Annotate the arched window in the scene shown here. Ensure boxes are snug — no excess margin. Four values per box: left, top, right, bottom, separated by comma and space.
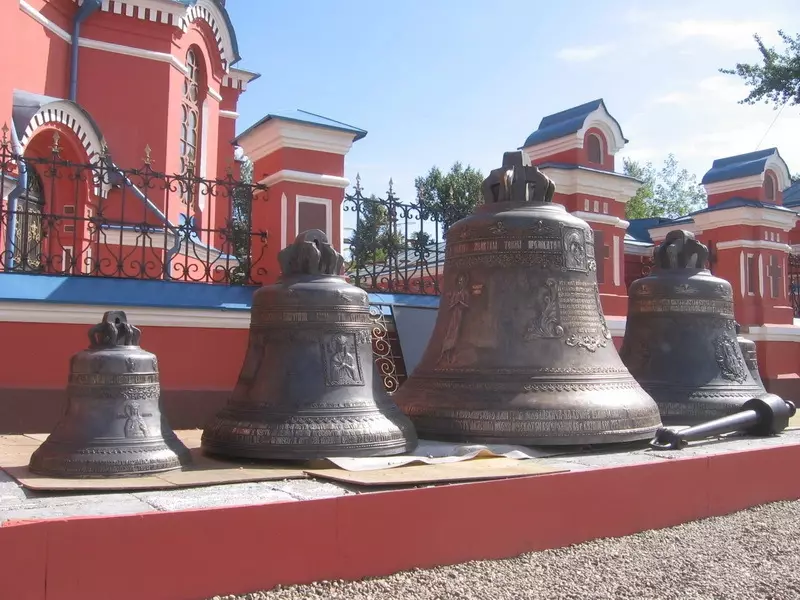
180, 49, 202, 204
764, 171, 776, 202
587, 134, 603, 164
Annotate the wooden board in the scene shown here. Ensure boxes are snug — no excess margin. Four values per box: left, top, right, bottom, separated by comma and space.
305, 456, 569, 487
0, 431, 306, 492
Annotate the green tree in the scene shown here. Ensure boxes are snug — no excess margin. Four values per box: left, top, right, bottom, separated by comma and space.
623, 154, 707, 220
720, 31, 800, 107
345, 195, 403, 273
414, 162, 484, 233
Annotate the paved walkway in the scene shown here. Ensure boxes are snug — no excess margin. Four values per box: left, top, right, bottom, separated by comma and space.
212, 499, 800, 600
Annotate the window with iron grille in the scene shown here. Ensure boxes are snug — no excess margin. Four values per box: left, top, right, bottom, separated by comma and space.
180, 49, 202, 205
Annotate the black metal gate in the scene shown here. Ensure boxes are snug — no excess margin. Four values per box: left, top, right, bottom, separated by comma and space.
789, 254, 800, 317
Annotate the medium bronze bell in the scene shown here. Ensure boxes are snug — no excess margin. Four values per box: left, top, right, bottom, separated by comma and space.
392, 151, 662, 445
736, 323, 766, 390
29, 311, 191, 477
620, 230, 764, 424
201, 230, 417, 460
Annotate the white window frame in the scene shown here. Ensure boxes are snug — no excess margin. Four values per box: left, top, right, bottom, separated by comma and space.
295, 195, 332, 241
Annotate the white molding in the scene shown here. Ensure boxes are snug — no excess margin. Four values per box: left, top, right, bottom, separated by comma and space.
715, 239, 792, 253
20, 1, 189, 74
280, 192, 288, 249
758, 254, 764, 297
0, 301, 250, 329
21, 101, 103, 163
570, 211, 630, 229
543, 167, 641, 203
258, 169, 350, 189
578, 105, 626, 155
219, 110, 239, 119
606, 315, 626, 338
522, 134, 578, 161
182, 0, 236, 72
744, 324, 800, 342
692, 206, 798, 232
740, 251, 745, 298
613, 235, 620, 286
239, 120, 357, 161
704, 174, 763, 196
624, 242, 654, 257
223, 68, 259, 91
206, 87, 222, 102
198, 98, 209, 210
295, 195, 332, 240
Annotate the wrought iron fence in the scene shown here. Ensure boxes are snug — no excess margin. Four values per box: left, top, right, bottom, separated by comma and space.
0, 127, 268, 284
343, 176, 443, 295
789, 253, 800, 317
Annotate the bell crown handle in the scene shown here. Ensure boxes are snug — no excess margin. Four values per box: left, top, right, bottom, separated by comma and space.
655, 229, 710, 270
278, 229, 345, 277
482, 151, 555, 205
88, 311, 142, 348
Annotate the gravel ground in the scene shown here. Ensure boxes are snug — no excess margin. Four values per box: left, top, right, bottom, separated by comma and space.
210, 499, 800, 600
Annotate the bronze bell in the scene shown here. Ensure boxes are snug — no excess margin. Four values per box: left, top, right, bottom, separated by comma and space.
201, 230, 418, 460
620, 230, 765, 424
736, 323, 766, 390
29, 311, 191, 477
392, 151, 662, 445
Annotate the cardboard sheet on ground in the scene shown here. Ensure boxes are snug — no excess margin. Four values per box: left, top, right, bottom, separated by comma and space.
312, 439, 570, 472
0, 430, 306, 492
305, 456, 568, 487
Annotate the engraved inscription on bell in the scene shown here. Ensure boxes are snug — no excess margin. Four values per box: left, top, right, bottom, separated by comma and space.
620, 230, 765, 424
392, 151, 662, 445
28, 311, 191, 478
201, 230, 418, 460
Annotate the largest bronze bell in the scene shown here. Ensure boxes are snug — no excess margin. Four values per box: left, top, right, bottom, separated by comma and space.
29, 311, 191, 477
392, 151, 663, 445
620, 230, 764, 424
201, 230, 418, 460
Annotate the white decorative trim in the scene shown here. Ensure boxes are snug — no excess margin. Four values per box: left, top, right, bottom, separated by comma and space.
740, 251, 746, 298
198, 98, 210, 210
744, 324, 800, 343
240, 120, 358, 160
182, 0, 236, 72
219, 110, 239, 119
715, 239, 792, 253
570, 211, 630, 229
223, 68, 259, 91
522, 103, 626, 157
258, 170, 350, 189
280, 192, 288, 249
623, 242, 654, 257
703, 152, 791, 196
21, 1, 188, 74
0, 301, 250, 329
206, 87, 222, 102
543, 167, 641, 203
692, 206, 798, 233
295, 196, 332, 240
20, 101, 102, 163
613, 235, 620, 286
758, 254, 764, 297
522, 134, 577, 161
606, 315, 627, 338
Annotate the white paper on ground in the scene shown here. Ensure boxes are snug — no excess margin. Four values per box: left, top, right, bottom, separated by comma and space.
321, 439, 562, 472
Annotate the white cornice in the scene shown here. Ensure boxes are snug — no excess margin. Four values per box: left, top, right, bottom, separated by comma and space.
624, 242, 654, 257
258, 170, 350, 189
240, 120, 357, 161
571, 211, 630, 229
0, 301, 250, 329
219, 110, 239, 119
223, 68, 259, 91
606, 315, 626, 338
21, 1, 188, 74
647, 223, 700, 241
704, 174, 763, 196
207, 87, 222, 102
744, 324, 800, 342
523, 135, 579, 162
543, 167, 641, 203
692, 206, 798, 232
715, 239, 792, 253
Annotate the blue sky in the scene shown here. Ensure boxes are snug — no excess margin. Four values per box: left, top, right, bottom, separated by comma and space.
227, 0, 800, 210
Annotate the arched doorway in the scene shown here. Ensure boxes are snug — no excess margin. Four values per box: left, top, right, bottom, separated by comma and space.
12, 168, 45, 272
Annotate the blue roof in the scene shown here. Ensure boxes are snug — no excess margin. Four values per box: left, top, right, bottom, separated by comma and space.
701, 148, 779, 185
522, 99, 627, 148
784, 180, 800, 207
235, 109, 367, 143
627, 218, 677, 244
689, 196, 797, 216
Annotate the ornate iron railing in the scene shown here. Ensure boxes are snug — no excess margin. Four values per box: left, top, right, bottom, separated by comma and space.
0, 127, 268, 284
789, 253, 800, 317
344, 176, 443, 295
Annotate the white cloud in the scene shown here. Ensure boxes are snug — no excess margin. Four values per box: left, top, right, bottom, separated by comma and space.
555, 44, 614, 62
654, 92, 691, 105
664, 19, 779, 49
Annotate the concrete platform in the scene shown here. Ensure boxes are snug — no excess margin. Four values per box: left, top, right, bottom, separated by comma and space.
1, 430, 799, 600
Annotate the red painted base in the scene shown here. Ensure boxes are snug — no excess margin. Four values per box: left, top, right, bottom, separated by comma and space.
1, 443, 799, 600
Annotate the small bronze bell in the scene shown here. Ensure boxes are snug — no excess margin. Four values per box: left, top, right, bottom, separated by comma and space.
392, 151, 662, 445
201, 230, 418, 460
620, 230, 764, 424
736, 323, 766, 391
29, 311, 191, 477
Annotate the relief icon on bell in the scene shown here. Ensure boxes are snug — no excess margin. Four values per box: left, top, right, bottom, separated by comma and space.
201, 229, 418, 460
391, 151, 663, 446
620, 230, 766, 425
28, 311, 191, 478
